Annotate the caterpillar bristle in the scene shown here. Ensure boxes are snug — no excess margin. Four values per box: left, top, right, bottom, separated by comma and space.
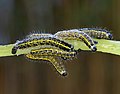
26, 33, 53, 38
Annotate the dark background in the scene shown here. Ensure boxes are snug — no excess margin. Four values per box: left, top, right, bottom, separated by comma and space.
0, 0, 120, 94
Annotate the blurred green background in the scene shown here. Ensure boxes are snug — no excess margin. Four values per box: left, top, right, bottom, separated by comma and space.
0, 0, 120, 94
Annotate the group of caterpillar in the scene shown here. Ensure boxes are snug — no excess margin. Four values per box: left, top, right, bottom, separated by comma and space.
11, 28, 113, 76
12, 34, 75, 76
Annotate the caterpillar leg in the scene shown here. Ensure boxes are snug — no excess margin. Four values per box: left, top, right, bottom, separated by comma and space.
54, 29, 97, 52
93, 40, 98, 44
79, 28, 113, 40
25, 54, 67, 76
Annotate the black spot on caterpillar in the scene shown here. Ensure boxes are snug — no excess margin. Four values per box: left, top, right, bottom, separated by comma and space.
54, 29, 97, 52
12, 35, 74, 54
25, 55, 67, 76
78, 28, 113, 40
27, 47, 77, 60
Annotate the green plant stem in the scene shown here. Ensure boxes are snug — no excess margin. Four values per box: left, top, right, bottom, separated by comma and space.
66, 39, 120, 55
0, 39, 120, 57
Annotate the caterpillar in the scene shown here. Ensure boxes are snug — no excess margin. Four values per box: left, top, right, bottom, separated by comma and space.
26, 47, 77, 60
25, 55, 67, 76
11, 35, 74, 54
54, 29, 97, 52
78, 28, 113, 39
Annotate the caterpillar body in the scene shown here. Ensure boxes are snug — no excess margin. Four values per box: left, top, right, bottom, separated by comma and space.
12, 35, 74, 54
54, 29, 97, 52
78, 28, 113, 39
25, 55, 67, 76
26, 47, 77, 60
